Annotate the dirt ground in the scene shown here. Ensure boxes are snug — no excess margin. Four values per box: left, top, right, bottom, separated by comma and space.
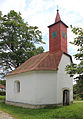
0, 110, 14, 119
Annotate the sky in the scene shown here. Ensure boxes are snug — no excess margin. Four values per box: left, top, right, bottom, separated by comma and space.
0, 0, 83, 63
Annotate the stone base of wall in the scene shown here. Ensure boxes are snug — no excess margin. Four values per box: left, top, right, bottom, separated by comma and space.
6, 101, 73, 109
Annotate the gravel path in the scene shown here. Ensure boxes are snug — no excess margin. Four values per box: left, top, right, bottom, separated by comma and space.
0, 110, 14, 119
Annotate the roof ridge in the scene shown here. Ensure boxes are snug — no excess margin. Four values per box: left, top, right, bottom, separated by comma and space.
32, 52, 49, 70
24, 52, 48, 63
48, 20, 68, 28
11, 52, 48, 71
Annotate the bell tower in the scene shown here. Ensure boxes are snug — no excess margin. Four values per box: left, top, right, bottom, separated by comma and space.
48, 9, 68, 54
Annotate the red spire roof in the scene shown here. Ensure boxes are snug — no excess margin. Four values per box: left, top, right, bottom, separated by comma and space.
55, 9, 61, 23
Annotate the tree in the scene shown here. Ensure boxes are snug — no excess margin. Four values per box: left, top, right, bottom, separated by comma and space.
73, 78, 83, 100
0, 10, 45, 76
66, 25, 83, 99
0, 80, 6, 87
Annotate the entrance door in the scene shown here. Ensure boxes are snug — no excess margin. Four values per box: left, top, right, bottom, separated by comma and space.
63, 90, 69, 105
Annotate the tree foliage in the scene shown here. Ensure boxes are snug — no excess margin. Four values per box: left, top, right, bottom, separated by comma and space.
0, 80, 6, 87
66, 25, 83, 99
73, 77, 83, 100
0, 10, 45, 76
66, 25, 83, 78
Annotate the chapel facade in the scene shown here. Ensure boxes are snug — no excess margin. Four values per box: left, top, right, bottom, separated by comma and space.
6, 10, 73, 108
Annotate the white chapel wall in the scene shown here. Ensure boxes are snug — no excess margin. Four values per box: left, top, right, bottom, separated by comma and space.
6, 71, 58, 105
6, 54, 73, 105
6, 72, 37, 104
32, 71, 57, 104
57, 54, 73, 104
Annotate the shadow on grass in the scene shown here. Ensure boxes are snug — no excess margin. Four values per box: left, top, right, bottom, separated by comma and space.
43, 105, 62, 109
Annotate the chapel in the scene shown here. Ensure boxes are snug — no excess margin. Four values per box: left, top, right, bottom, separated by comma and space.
6, 9, 73, 108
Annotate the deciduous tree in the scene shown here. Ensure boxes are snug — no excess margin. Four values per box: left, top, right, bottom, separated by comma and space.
0, 10, 45, 76
66, 25, 83, 99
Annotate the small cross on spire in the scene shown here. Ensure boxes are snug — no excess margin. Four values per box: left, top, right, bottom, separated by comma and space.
55, 6, 61, 23
57, 5, 59, 11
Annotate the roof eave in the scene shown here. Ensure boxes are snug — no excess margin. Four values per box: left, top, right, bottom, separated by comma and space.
63, 52, 73, 63
48, 20, 68, 28
5, 68, 58, 77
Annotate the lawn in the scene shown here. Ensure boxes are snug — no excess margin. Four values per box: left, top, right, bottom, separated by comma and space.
0, 95, 6, 100
0, 101, 83, 119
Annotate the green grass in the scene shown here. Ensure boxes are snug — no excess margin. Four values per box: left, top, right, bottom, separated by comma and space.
73, 99, 83, 101
0, 102, 83, 119
0, 95, 6, 100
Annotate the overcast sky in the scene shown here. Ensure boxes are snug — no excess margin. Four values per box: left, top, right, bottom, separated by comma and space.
0, 0, 83, 62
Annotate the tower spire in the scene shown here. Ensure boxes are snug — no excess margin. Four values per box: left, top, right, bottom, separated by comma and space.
55, 8, 61, 23
48, 9, 68, 54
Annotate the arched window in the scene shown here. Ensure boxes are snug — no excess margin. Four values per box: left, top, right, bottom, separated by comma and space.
14, 81, 20, 93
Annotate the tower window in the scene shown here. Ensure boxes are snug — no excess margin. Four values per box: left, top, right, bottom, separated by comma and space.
52, 31, 57, 38
63, 32, 65, 38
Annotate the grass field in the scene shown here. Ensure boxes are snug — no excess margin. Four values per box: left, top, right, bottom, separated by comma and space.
0, 101, 83, 119
0, 95, 6, 100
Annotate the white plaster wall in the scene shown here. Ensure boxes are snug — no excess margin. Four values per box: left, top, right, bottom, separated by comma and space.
6, 54, 73, 105
6, 72, 36, 104
34, 71, 57, 104
6, 71, 57, 105
57, 54, 73, 104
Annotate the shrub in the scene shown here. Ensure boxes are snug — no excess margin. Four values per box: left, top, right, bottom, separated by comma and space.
0, 91, 6, 96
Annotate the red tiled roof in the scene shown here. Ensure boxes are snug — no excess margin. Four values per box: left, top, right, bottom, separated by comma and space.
6, 51, 72, 76
0, 84, 6, 90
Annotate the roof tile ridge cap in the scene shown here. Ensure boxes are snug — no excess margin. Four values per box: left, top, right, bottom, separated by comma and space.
32, 52, 49, 70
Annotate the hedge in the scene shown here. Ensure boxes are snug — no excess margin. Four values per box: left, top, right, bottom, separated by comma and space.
0, 91, 6, 95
